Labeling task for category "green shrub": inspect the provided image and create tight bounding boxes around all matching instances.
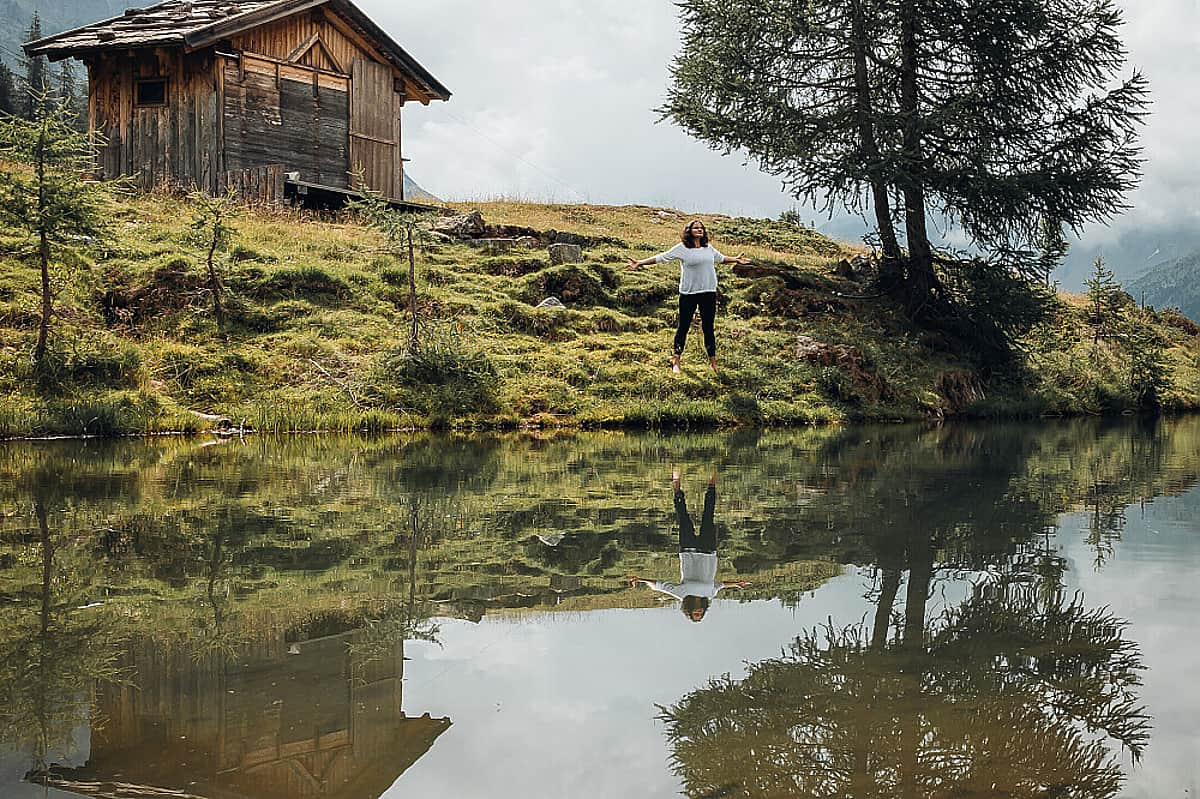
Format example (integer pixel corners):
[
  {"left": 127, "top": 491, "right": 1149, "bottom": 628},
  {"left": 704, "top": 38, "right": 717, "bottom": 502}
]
[
  {"left": 230, "top": 244, "right": 276, "bottom": 263},
  {"left": 615, "top": 282, "right": 675, "bottom": 309},
  {"left": 816, "top": 366, "right": 863, "bottom": 406},
  {"left": 367, "top": 332, "right": 500, "bottom": 420},
  {"left": 35, "top": 340, "right": 143, "bottom": 390}
]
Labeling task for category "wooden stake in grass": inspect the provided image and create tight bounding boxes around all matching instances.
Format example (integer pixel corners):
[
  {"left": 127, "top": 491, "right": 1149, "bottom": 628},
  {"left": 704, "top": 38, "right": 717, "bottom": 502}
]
[
  {"left": 189, "top": 188, "right": 241, "bottom": 331},
  {"left": 0, "top": 90, "right": 115, "bottom": 372}
]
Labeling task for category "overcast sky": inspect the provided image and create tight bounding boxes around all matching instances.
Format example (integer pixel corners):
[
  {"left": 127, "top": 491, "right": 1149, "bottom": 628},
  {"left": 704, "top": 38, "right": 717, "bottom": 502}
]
[{"left": 367, "top": 0, "right": 1200, "bottom": 284}]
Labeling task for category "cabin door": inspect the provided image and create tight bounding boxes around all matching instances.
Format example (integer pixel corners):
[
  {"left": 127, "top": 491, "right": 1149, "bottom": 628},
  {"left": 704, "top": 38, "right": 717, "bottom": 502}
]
[{"left": 349, "top": 58, "right": 400, "bottom": 199}]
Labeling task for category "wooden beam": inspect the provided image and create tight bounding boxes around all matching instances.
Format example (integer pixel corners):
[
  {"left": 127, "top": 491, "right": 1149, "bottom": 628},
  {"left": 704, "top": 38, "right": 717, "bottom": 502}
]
[
  {"left": 288, "top": 33, "right": 345, "bottom": 75},
  {"left": 349, "top": 131, "right": 397, "bottom": 147},
  {"left": 184, "top": 0, "right": 329, "bottom": 51},
  {"left": 217, "top": 51, "right": 349, "bottom": 91},
  {"left": 287, "top": 31, "right": 320, "bottom": 63}
]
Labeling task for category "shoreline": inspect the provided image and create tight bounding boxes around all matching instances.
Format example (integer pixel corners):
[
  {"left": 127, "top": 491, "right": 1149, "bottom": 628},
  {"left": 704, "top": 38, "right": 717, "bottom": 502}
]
[{"left": 0, "top": 405, "right": 1177, "bottom": 443}]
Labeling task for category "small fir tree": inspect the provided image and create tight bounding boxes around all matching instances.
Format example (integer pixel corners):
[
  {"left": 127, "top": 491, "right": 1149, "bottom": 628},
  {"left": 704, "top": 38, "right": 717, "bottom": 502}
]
[
  {"left": 1119, "top": 310, "right": 1170, "bottom": 408},
  {"left": 0, "top": 94, "right": 114, "bottom": 371},
  {"left": 348, "top": 190, "right": 435, "bottom": 353},
  {"left": 1083, "top": 257, "right": 1123, "bottom": 348},
  {"left": 188, "top": 188, "right": 242, "bottom": 331}
]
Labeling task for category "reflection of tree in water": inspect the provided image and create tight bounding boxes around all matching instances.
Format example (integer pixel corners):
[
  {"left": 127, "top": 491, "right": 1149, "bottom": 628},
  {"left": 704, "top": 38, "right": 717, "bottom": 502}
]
[
  {"left": 663, "top": 577, "right": 1149, "bottom": 798},
  {"left": 0, "top": 460, "right": 122, "bottom": 778},
  {"left": 660, "top": 421, "right": 1159, "bottom": 798}
]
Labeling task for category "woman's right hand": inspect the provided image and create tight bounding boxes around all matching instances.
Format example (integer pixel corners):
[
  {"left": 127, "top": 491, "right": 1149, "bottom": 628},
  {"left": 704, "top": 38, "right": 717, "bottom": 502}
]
[{"left": 625, "top": 257, "right": 640, "bottom": 269}]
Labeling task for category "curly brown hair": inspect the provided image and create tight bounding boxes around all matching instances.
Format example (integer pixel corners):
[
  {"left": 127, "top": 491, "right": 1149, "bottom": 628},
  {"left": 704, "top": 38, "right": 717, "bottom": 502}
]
[
  {"left": 681, "top": 219, "right": 709, "bottom": 249},
  {"left": 681, "top": 595, "right": 711, "bottom": 622}
]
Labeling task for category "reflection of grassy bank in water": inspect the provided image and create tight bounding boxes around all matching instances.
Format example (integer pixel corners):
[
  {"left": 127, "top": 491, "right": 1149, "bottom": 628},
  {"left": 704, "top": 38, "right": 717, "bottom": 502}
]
[
  {"left": 0, "top": 428, "right": 852, "bottom": 629},
  {"left": 4, "top": 195, "right": 1200, "bottom": 438},
  {"left": 0, "top": 418, "right": 1198, "bottom": 634}
]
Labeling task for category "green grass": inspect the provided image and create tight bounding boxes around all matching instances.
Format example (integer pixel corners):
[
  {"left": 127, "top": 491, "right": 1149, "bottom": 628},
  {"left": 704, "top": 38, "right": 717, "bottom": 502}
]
[{"left": 1, "top": 191, "right": 1199, "bottom": 437}]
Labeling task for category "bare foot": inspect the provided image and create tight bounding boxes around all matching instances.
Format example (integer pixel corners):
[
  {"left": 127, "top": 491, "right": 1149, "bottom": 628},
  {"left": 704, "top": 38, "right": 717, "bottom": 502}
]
[
  {"left": 671, "top": 355, "right": 682, "bottom": 374},
  {"left": 709, "top": 357, "right": 718, "bottom": 371}
]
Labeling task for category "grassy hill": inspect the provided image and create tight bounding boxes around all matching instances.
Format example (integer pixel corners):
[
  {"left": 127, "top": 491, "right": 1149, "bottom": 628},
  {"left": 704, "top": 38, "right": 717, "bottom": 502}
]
[{"left": 2, "top": 192, "right": 1200, "bottom": 438}]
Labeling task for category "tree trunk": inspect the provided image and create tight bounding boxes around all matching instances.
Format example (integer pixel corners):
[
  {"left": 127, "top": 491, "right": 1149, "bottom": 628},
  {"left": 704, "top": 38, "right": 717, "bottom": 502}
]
[
  {"left": 849, "top": 0, "right": 901, "bottom": 260},
  {"left": 34, "top": 122, "right": 51, "bottom": 369},
  {"left": 408, "top": 227, "right": 419, "bottom": 353},
  {"left": 897, "top": 3, "right": 941, "bottom": 317},
  {"left": 206, "top": 233, "right": 225, "bottom": 330},
  {"left": 871, "top": 567, "right": 902, "bottom": 650},
  {"left": 35, "top": 496, "right": 52, "bottom": 771},
  {"left": 903, "top": 534, "right": 934, "bottom": 650},
  {"left": 899, "top": 530, "right": 934, "bottom": 798}
]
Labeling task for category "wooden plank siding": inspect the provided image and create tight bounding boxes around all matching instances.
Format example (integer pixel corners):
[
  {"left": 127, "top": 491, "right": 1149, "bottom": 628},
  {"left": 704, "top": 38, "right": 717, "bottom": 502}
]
[
  {"left": 349, "top": 57, "right": 399, "bottom": 198},
  {"left": 228, "top": 11, "right": 370, "bottom": 76},
  {"left": 221, "top": 55, "right": 350, "bottom": 188},
  {"left": 219, "top": 163, "right": 287, "bottom": 206},
  {"left": 72, "top": 5, "right": 422, "bottom": 202},
  {"left": 86, "top": 48, "right": 222, "bottom": 193}
]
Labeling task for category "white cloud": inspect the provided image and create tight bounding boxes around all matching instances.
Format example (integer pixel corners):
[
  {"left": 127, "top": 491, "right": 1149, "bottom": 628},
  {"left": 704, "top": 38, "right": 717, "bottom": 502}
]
[{"left": 372, "top": 0, "right": 1200, "bottom": 260}]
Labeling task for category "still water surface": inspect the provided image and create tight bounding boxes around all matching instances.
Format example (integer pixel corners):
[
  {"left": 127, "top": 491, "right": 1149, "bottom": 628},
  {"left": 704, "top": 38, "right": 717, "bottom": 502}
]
[{"left": 1, "top": 419, "right": 1198, "bottom": 798}]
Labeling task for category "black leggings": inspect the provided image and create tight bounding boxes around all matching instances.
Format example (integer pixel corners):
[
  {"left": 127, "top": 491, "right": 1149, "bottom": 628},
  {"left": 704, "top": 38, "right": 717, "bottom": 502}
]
[
  {"left": 675, "top": 486, "right": 717, "bottom": 553},
  {"left": 674, "top": 292, "right": 717, "bottom": 357}
]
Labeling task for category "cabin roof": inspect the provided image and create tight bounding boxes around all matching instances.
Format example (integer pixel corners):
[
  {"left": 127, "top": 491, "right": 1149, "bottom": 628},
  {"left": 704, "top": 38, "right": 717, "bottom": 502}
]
[{"left": 22, "top": 0, "right": 450, "bottom": 101}]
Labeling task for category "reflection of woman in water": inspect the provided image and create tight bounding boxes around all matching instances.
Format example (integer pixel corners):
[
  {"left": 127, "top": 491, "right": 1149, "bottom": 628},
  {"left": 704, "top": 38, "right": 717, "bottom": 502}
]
[{"left": 629, "top": 472, "right": 749, "bottom": 622}]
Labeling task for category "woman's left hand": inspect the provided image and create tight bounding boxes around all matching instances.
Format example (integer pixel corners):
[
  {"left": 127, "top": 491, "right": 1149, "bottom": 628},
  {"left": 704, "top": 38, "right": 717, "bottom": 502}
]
[{"left": 732, "top": 253, "right": 752, "bottom": 265}]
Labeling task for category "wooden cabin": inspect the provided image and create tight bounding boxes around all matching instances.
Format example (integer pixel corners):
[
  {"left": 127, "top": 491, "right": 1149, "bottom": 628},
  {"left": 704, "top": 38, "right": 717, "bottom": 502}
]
[
  {"left": 23, "top": 0, "right": 451, "bottom": 204},
  {"left": 38, "top": 629, "right": 451, "bottom": 799}
]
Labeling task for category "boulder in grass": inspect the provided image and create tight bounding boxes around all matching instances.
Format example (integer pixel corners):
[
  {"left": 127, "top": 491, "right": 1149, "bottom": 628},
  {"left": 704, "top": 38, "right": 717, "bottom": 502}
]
[
  {"left": 548, "top": 243, "right": 583, "bottom": 265},
  {"left": 432, "top": 209, "right": 487, "bottom": 238}
]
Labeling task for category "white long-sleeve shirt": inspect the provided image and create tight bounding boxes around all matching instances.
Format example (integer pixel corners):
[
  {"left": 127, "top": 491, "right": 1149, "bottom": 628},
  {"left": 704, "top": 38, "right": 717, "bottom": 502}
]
[
  {"left": 654, "top": 243, "right": 725, "bottom": 295},
  {"left": 650, "top": 551, "right": 723, "bottom": 600}
]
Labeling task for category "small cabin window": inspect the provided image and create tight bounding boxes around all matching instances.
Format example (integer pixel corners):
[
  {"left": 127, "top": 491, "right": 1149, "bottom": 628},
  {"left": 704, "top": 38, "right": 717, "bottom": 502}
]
[{"left": 135, "top": 78, "right": 167, "bottom": 107}]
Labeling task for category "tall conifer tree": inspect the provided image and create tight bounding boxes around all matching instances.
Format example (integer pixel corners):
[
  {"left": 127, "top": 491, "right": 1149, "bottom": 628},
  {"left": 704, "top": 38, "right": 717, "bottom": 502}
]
[
  {"left": 664, "top": 0, "right": 1148, "bottom": 322},
  {"left": 0, "top": 64, "right": 16, "bottom": 116},
  {"left": 22, "top": 12, "right": 48, "bottom": 119}
]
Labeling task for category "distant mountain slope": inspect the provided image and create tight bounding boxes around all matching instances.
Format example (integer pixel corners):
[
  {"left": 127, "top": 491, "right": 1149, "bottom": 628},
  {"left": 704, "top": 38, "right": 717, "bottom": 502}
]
[
  {"left": 0, "top": 0, "right": 131, "bottom": 68},
  {"left": 1130, "top": 252, "right": 1200, "bottom": 321},
  {"left": 402, "top": 171, "right": 442, "bottom": 204}
]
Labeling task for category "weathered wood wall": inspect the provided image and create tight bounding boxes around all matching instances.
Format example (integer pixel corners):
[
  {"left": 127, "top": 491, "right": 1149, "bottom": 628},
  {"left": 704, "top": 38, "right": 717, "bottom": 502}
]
[
  {"left": 226, "top": 8, "right": 372, "bottom": 75},
  {"left": 219, "top": 163, "right": 287, "bottom": 206},
  {"left": 82, "top": 8, "right": 409, "bottom": 200},
  {"left": 83, "top": 632, "right": 447, "bottom": 797},
  {"left": 350, "top": 57, "right": 401, "bottom": 199},
  {"left": 87, "top": 47, "right": 221, "bottom": 193},
  {"left": 221, "top": 54, "right": 350, "bottom": 188}
]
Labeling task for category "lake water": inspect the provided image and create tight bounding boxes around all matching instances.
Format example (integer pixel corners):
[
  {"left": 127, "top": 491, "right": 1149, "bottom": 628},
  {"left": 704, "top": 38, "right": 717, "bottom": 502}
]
[{"left": 1, "top": 419, "right": 1198, "bottom": 798}]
